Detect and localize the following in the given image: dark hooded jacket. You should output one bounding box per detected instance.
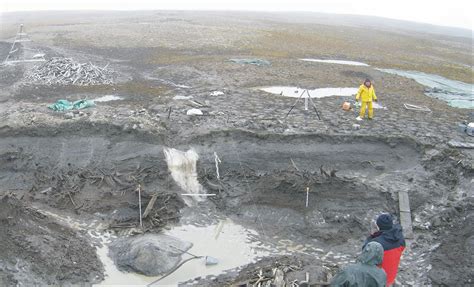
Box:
[363,224,405,286]
[330,241,387,287]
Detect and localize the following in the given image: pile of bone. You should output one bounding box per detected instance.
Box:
[26,57,114,85]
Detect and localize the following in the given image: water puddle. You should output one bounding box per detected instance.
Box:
[38,207,270,286]
[35,209,106,231]
[173,95,193,100]
[259,86,358,98]
[300,59,369,66]
[210,91,225,96]
[34,204,348,286]
[171,83,192,89]
[93,95,123,102]
[377,69,474,108]
[156,220,271,285]
[93,220,270,286]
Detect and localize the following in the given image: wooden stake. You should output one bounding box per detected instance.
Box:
[142,193,158,219]
[67,191,77,208]
[137,184,143,229]
[290,158,300,172]
[306,187,309,208]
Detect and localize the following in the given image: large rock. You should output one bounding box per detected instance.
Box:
[109,234,192,276]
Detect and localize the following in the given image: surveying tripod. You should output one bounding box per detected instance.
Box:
[285,89,321,120]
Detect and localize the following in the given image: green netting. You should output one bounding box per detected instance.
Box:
[48,99,95,111]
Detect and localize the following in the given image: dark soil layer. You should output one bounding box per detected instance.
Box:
[212,172,396,245]
[0,134,185,231]
[428,198,474,286]
[0,195,103,286]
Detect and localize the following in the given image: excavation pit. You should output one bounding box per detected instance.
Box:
[0,129,467,285]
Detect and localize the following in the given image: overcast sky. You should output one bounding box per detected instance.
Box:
[1,0,473,30]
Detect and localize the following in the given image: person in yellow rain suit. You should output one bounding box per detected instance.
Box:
[356,79,377,121]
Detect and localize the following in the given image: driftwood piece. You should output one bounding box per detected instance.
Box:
[142,194,158,219]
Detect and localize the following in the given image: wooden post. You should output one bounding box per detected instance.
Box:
[138,185,143,229]
[306,187,309,208]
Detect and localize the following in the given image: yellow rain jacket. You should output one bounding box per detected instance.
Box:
[356,85,377,102]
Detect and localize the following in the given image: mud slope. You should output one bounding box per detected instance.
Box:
[0,133,185,230]
[0,195,103,286]
[428,198,474,286]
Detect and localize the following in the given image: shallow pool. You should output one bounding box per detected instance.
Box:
[377,69,473,109]
[93,95,123,102]
[95,220,270,286]
[259,86,358,98]
[300,59,369,66]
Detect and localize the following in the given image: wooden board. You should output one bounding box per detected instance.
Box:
[399,191,411,212]
[399,191,414,239]
[448,140,474,149]
[400,211,414,239]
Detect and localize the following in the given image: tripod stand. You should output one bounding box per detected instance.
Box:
[285,89,321,120]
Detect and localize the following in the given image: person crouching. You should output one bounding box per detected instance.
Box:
[363,213,406,286]
[330,241,387,287]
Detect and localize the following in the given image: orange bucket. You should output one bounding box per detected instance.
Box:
[342,102,351,111]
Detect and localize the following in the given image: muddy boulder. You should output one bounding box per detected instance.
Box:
[109,234,192,276]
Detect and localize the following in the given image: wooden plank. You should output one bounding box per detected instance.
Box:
[400,211,414,239]
[399,191,411,212]
[403,103,431,112]
[448,140,474,149]
[399,191,414,239]
[142,194,158,219]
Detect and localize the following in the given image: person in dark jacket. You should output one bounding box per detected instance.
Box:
[363,213,406,286]
[330,241,386,287]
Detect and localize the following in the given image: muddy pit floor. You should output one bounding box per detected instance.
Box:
[0,127,472,286]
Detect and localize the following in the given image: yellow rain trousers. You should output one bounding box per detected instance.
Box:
[356,84,377,119]
[360,101,374,119]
